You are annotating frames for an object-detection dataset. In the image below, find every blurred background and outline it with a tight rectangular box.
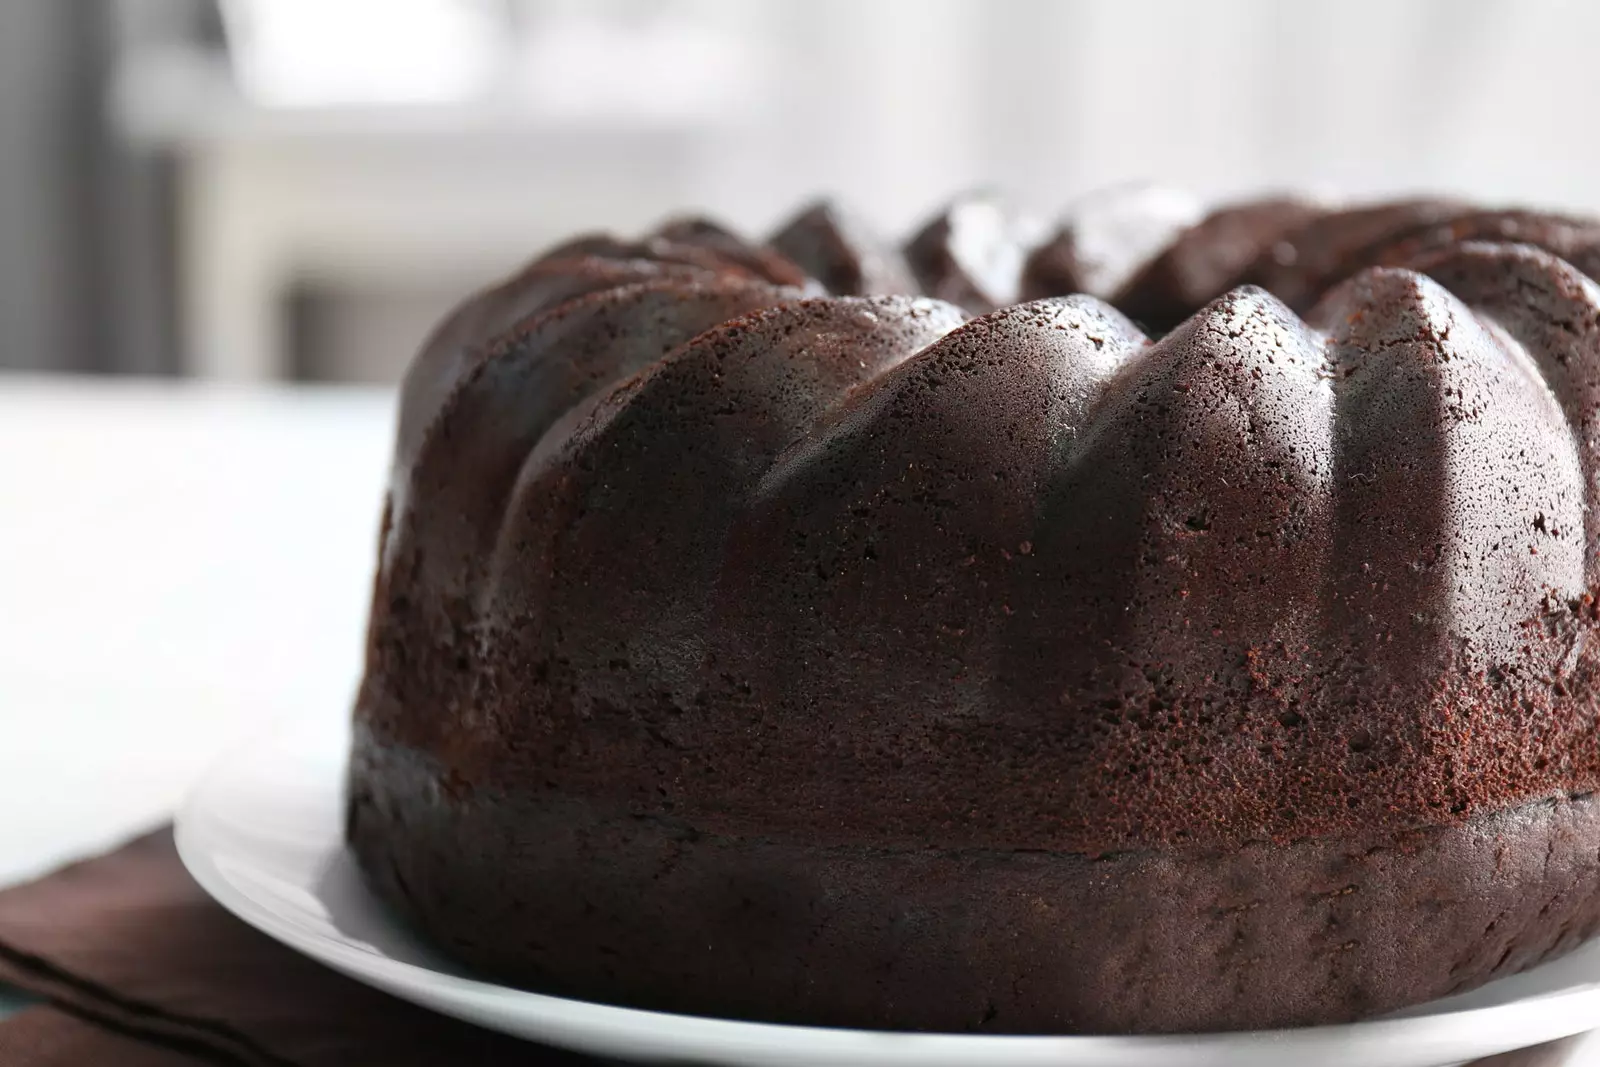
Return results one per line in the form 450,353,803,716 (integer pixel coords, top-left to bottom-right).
2,0,1599,877
6,0,1600,383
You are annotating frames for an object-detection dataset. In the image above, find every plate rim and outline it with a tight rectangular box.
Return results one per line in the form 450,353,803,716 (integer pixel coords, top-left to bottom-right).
175,716,1600,1067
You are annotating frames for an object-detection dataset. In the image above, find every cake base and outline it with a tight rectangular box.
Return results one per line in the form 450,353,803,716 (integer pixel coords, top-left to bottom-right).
346,728,1600,1034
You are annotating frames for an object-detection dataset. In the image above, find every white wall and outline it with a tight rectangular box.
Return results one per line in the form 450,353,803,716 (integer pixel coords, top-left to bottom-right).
706,0,1600,230
116,0,1600,381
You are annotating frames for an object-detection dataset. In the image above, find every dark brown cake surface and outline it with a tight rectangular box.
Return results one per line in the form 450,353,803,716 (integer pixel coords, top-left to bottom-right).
1109,195,1323,332
769,200,918,297
349,736,1600,1033
1020,183,1203,302
351,188,1600,1034
902,191,1047,312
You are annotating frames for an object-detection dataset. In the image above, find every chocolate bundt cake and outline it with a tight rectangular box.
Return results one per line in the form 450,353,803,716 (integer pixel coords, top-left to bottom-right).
348,189,1600,1034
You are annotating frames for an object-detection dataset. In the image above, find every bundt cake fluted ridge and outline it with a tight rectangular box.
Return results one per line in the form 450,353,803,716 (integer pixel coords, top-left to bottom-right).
349,192,1600,1034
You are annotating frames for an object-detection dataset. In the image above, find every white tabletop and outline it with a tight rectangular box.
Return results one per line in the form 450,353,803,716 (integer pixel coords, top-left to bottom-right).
0,376,394,886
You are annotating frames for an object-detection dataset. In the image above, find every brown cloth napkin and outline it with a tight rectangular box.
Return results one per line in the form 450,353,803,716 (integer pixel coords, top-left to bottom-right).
0,827,1589,1066
0,827,594,1065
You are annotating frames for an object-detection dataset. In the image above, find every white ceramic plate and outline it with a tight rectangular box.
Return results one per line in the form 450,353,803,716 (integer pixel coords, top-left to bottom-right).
176,716,1600,1067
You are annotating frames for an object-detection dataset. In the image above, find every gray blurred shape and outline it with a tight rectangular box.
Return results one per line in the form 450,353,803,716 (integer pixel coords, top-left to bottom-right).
0,0,194,375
